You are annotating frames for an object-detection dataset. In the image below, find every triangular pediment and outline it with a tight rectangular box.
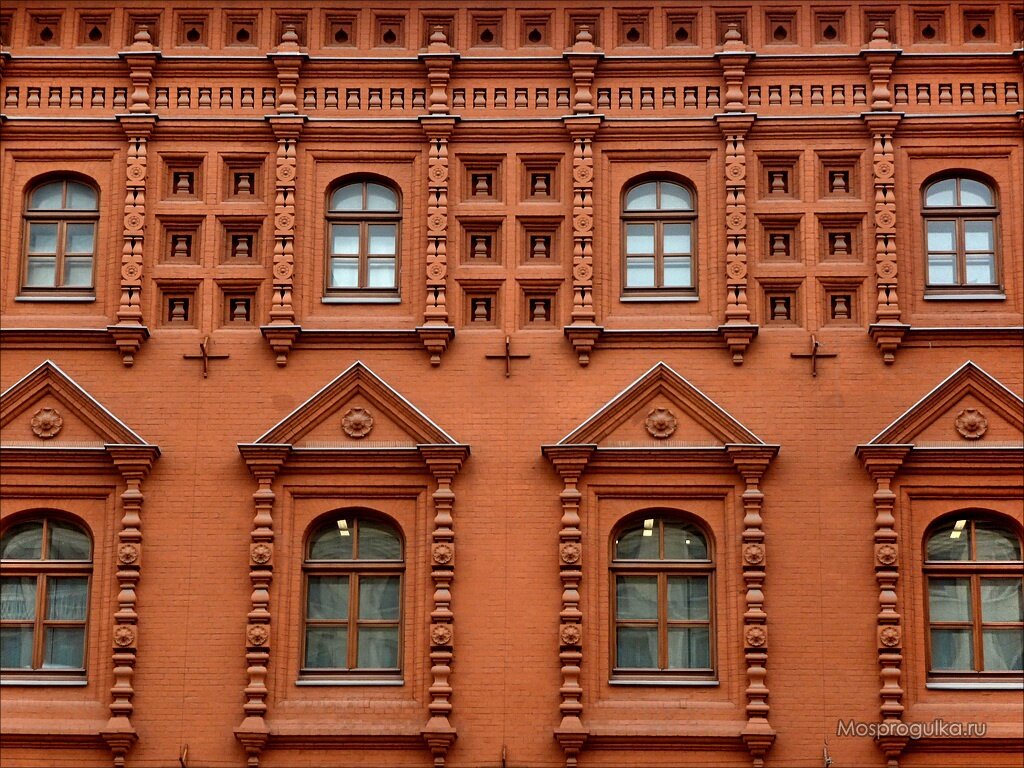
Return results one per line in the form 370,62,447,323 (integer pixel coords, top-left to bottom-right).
866,362,1023,447
0,360,151,447
557,362,767,447
251,362,460,448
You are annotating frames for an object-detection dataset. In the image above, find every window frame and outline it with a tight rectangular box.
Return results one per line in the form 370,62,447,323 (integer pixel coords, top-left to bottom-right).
0,516,93,681
923,513,1023,682
921,175,1001,295
609,513,716,682
324,178,402,300
620,178,699,300
20,178,99,296
299,512,405,681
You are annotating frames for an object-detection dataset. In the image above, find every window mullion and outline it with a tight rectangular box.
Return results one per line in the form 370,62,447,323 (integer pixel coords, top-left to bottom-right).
33,574,46,669
658,573,667,669
56,221,67,288
349,574,359,669
972,574,984,672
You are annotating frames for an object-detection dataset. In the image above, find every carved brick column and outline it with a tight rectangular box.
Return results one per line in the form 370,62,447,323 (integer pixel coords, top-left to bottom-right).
857,447,912,767
235,447,289,768
863,23,909,364
101,446,158,768
715,26,758,365
543,446,594,767
261,26,306,366
420,446,468,767
727,446,777,768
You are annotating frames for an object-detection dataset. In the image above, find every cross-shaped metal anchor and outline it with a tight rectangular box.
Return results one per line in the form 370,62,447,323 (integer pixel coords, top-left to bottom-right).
183,336,230,378
790,334,838,377
485,336,530,378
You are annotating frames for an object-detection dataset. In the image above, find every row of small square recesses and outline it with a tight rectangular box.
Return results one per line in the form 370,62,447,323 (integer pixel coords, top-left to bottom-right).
461,285,559,328
761,284,863,326
158,285,258,328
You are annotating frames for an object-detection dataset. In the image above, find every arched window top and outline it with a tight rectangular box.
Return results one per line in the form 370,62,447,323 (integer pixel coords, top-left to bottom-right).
926,513,1021,562
624,179,693,212
0,517,92,561
329,180,399,213
27,179,98,212
307,512,402,561
614,513,709,561
924,176,995,208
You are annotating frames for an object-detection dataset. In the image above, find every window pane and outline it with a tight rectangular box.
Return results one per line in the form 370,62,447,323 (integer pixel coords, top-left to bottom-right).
46,577,88,620
975,521,1021,560
358,576,400,620
964,220,994,251
625,223,655,254
925,179,956,206
28,223,58,254
616,626,657,667
42,626,85,669
625,258,655,288
668,576,709,621
29,182,64,210
625,182,656,211
983,629,1023,671
926,220,955,252
927,255,956,285
358,520,401,560
663,223,691,254
63,221,95,252
329,258,359,289
959,179,993,207
63,258,94,288
930,628,974,670
668,627,710,669
65,182,97,210
926,519,971,560
929,578,971,622
305,626,346,668
0,577,37,619
981,578,1023,622
0,627,34,668
308,519,354,560
616,576,658,620
368,225,396,255
367,259,396,288
356,626,399,668
330,184,362,211
965,255,996,285
331,224,359,255
660,183,692,211
307,575,349,620
615,522,659,559
662,257,691,288
366,184,398,211
664,522,708,560
0,521,44,559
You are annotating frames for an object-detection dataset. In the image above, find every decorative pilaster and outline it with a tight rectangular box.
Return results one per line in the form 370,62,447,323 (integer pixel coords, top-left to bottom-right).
715,25,758,365
101,446,158,768
543,446,595,767
234,447,289,768
420,445,469,767
863,23,909,364
261,26,306,366
727,446,778,768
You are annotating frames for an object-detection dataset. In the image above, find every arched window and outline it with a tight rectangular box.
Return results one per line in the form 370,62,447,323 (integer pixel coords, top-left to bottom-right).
302,512,403,676
22,178,99,292
326,179,400,296
922,175,999,291
0,516,92,675
924,513,1022,677
611,513,714,678
621,178,696,296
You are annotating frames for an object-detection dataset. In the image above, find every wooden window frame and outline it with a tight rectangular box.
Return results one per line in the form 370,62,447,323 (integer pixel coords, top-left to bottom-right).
922,176,1001,294
609,515,716,681
923,515,1023,682
325,179,401,299
0,517,92,680
300,514,404,680
620,179,698,299
20,178,98,295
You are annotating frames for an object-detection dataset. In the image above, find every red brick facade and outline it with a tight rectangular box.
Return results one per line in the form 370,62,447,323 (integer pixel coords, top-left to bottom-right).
1,2,1022,767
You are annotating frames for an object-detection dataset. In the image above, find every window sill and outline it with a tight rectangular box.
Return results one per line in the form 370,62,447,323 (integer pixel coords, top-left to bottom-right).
295,678,404,686
926,681,1023,690
322,296,402,305
609,678,719,687
923,292,1006,301
619,295,700,303
0,677,88,686
15,295,96,303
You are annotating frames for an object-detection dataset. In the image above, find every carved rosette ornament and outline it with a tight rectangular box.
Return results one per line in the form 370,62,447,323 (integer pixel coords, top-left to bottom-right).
644,408,678,439
30,407,63,438
743,543,765,565
341,407,374,439
875,543,898,566
432,542,454,565
250,543,272,565
744,625,767,648
559,542,581,564
954,408,988,440
878,625,901,648
113,626,136,648
117,543,140,565
246,624,269,647
559,623,582,646
430,623,453,646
